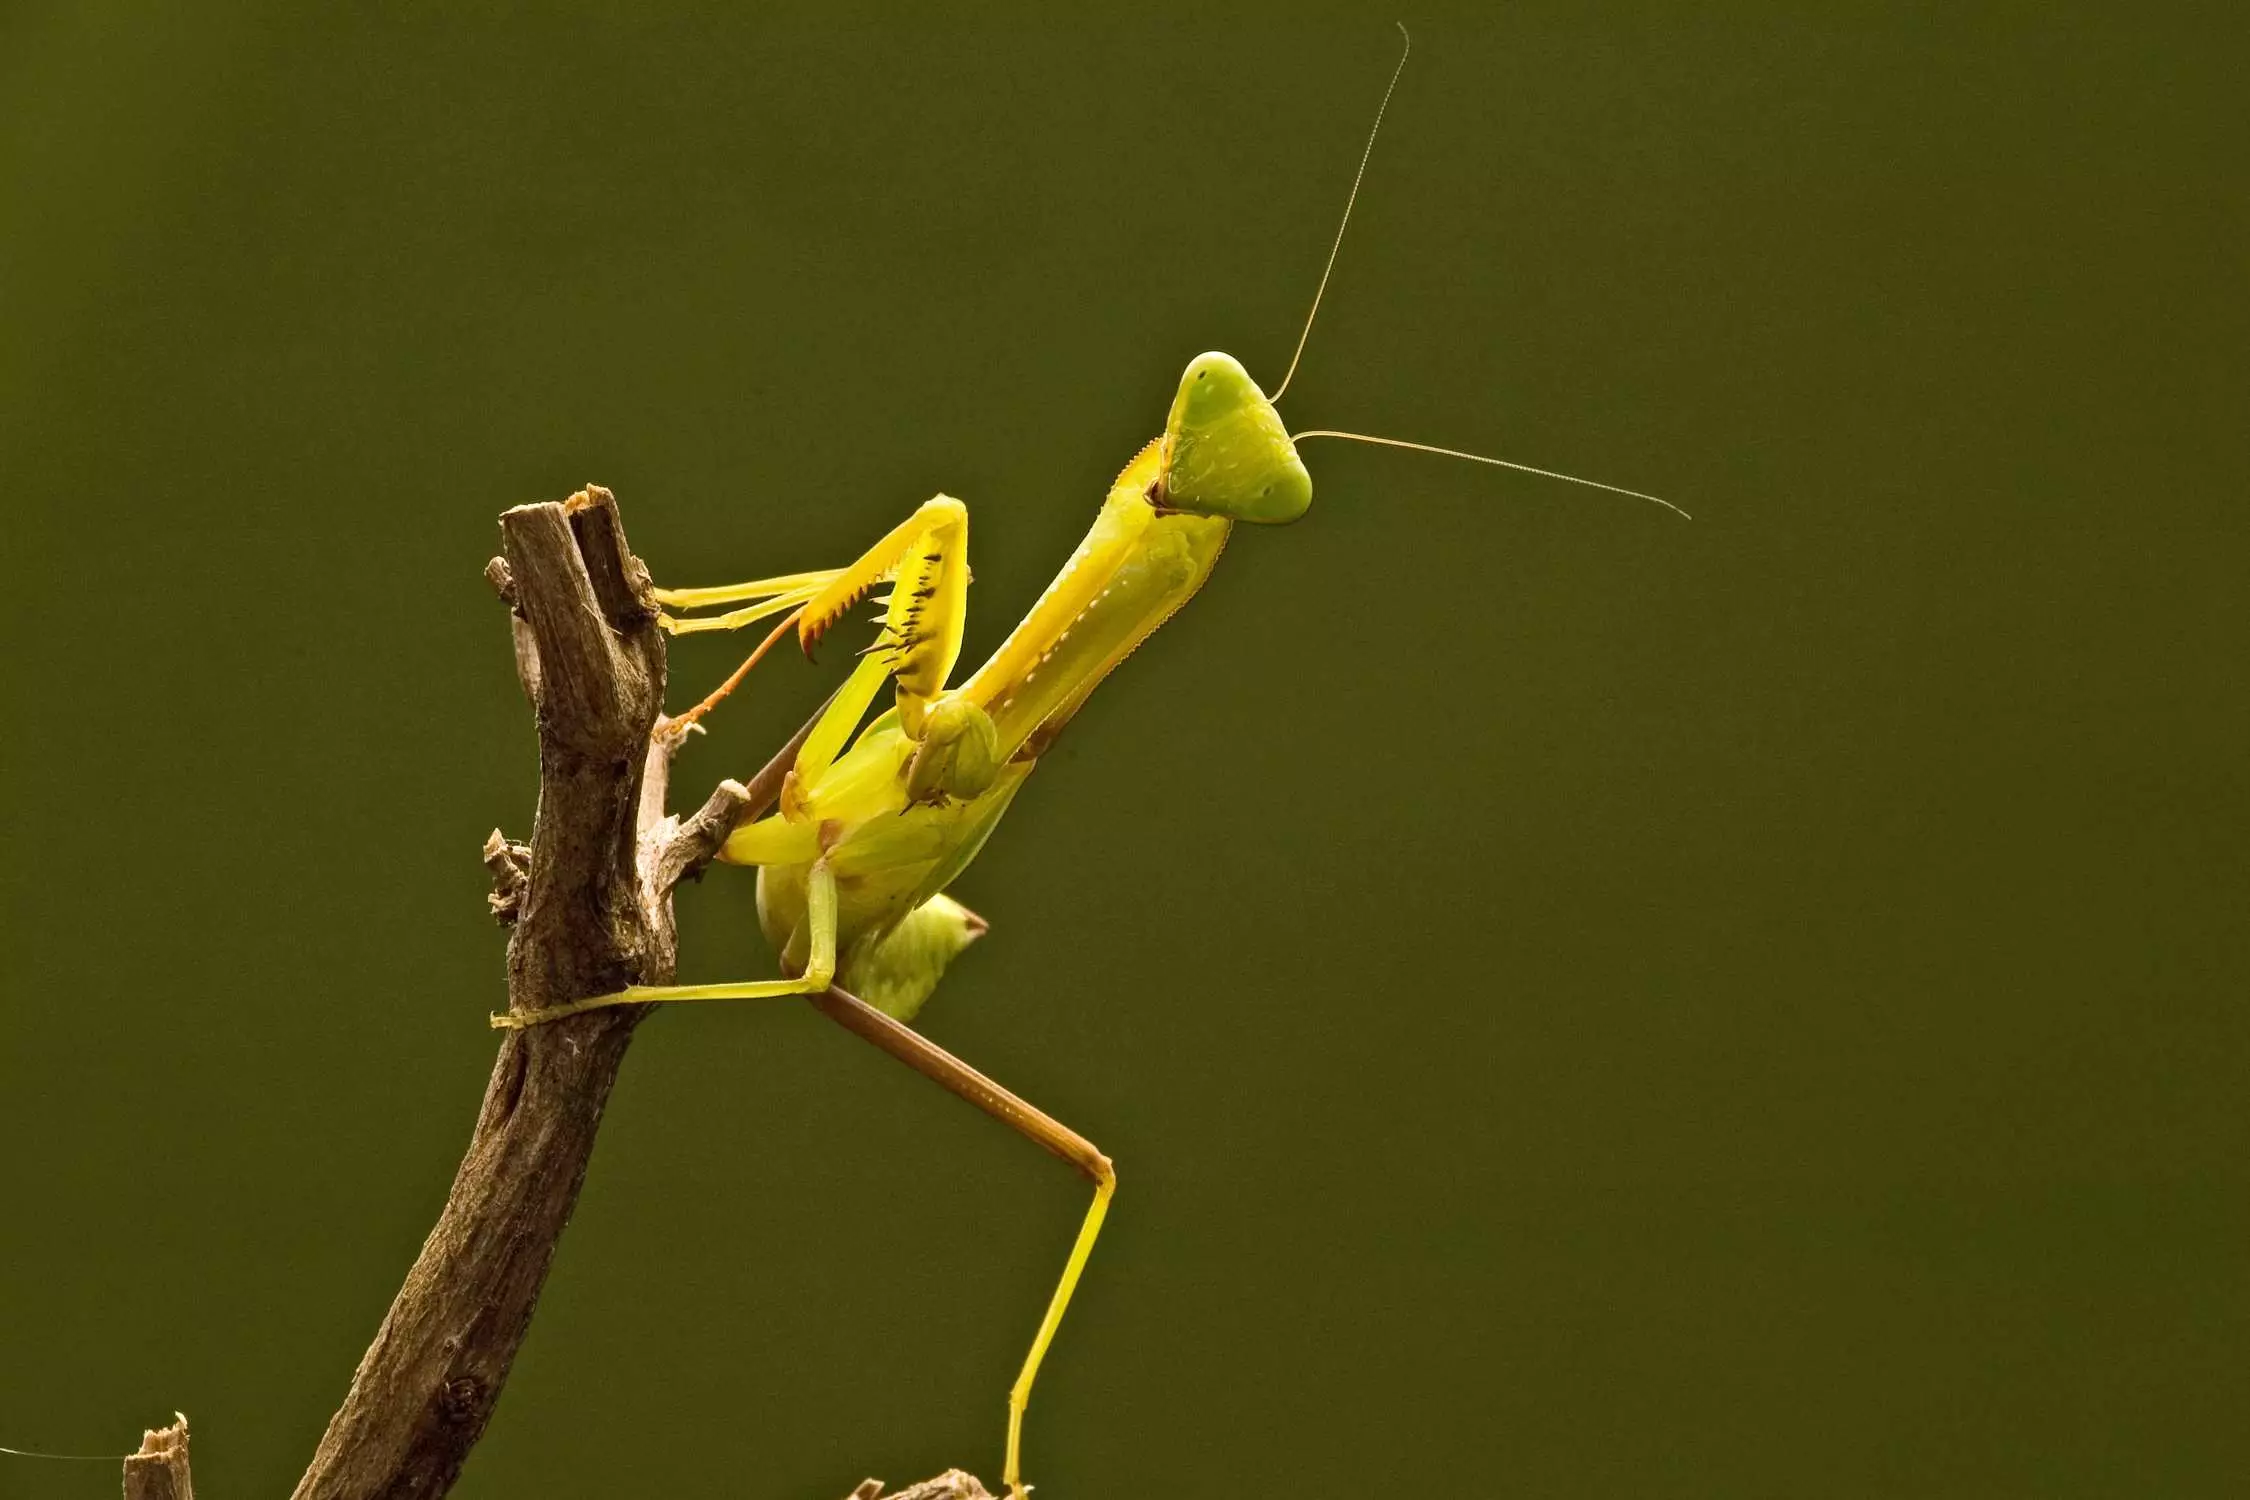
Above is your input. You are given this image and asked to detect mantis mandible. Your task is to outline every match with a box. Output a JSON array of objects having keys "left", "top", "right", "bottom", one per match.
[{"left": 494, "top": 28, "right": 1683, "bottom": 1498}]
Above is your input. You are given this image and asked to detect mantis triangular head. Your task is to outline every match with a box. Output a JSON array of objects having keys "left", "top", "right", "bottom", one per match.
[{"left": 1160, "top": 352, "right": 1313, "bottom": 524}]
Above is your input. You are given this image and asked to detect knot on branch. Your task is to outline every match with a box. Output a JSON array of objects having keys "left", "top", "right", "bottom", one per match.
[{"left": 482, "top": 830, "right": 531, "bottom": 924}]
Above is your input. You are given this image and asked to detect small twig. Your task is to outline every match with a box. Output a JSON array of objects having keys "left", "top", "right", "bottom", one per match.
[
  {"left": 123, "top": 1415, "right": 193, "bottom": 1500},
  {"left": 480, "top": 830, "right": 530, "bottom": 925},
  {"left": 653, "top": 778, "right": 752, "bottom": 891},
  {"left": 652, "top": 691, "right": 834, "bottom": 895}
]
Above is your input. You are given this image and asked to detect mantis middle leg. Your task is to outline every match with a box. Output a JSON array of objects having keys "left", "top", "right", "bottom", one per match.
[
  {"left": 488, "top": 858, "right": 838, "bottom": 1029},
  {"left": 487, "top": 614, "right": 910, "bottom": 1035}
]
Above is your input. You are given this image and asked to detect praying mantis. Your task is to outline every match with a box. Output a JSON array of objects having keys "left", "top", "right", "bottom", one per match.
[{"left": 494, "top": 28, "right": 1684, "bottom": 1499}]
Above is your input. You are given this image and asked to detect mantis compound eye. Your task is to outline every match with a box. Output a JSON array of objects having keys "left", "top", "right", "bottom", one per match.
[{"left": 1160, "top": 352, "right": 1313, "bottom": 525}]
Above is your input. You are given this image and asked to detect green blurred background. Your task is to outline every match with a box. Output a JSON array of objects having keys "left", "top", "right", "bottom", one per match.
[{"left": 3, "top": 5, "right": 2241, "bottom": 1497}]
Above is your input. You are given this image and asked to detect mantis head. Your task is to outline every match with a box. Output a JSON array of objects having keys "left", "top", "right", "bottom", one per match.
[{"left": 1159, "top": 351, "right": 1313, "bottom": 524}]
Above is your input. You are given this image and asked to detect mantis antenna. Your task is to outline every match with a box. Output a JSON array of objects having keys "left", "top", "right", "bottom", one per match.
[
  {"left": 1271, "top": 22, "right": 1411, "bottom": 402},
  {"left": 0, "top": 1442, "right": 128, "bottom": 1462},
  {"left": 1291, "top": 429, "right": 1693, "bottom": 518},
  {"left": 1269, "top": 29, "right": 1687, "bottom": 520}
]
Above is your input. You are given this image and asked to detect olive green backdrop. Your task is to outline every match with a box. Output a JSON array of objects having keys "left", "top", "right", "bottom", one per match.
[{"left": 3, "top": 6, "right": 2240, "bottom": 1497}]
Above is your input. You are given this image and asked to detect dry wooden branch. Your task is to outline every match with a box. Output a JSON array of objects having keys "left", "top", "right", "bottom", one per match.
[
  {"left": 289, "top": 487, "right": 688, "bottom": 1500},
  {"left": 105, "top": 487, "right": 989, "bottom": 1498},
  {"left": 269, "top": 487, "right": 1000, "bottom": 1499}
]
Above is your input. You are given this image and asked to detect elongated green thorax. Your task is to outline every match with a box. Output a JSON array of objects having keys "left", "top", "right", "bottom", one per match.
[{"left": 1160, "top": 352, "right": 1312, "bottom": 523}]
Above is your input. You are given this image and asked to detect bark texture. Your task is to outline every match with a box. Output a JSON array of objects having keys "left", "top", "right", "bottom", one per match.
[
  {"left": 290, "top": 489, "right": 682, "bottom": 1500},
  {"left": 126, "top": 489, "right": 993, "bottom": 1499}
]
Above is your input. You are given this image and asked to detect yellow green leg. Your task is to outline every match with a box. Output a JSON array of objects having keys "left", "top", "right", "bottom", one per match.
[
  {"left": 791, "top": 650, "right": 898, "bottom": 789},
  {"left": 655, "top": 568, "right": 843, "bottom": 637},
  {"left": 653, "top": 567, "right": 845, "bottom": 612},
  {"left": 489, "top": 862, "right": 836, "bottom": 1029},
  {"left": 802, "top": 985, "right": 1117, "bottom": 1500},
  {"left": 796, "top": 495, "right": 971, "bottom": 735},
  {"left": 660, "top": 593, "right": 814, "bottom": 636},
  {"left": 1005, "top": 1160, "right": 1115, "bottom": 1500}
]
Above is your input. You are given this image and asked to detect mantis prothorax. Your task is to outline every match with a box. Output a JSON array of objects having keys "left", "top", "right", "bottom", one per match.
[{"left": 492, "top": 26, "right": 1682, "bottom": 1497}]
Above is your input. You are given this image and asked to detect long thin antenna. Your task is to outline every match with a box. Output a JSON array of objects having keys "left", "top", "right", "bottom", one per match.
[
  {"left": 0, "top": 1442, "right": 128, "bottom": 1462},
  {"left": 1271, "top": 22, "right": 1411, "bottom": 403},
  {"left": 1291, "top": 429, "right": 1692, "bottom": 518}
]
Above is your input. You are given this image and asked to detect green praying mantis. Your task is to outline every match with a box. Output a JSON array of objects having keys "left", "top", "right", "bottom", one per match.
[{"left": 493, "top": 28, "right": 1684, "bottom": 1499}]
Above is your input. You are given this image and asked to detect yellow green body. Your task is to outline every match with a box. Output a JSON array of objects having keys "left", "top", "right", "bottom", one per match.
[
  {"left": 515, "top": 351, "right": 1312, "bottom": 1498},
  {"left": 485, "top": 325, "right": 1669, "bottom": 1496},
  {"left": 489, "top": 350, "right": 1316, "bottom": 1497},
  {"left": 703, "top": 352, "right": 1301, "bottom": 1027},
  {"left": 727, "top": 451, "right": 1223, "bottom": 1016}
]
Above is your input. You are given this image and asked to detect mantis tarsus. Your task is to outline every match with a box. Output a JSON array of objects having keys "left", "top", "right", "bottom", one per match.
[{"left": 495, "top": 27, "right": 1682, "bottom": 1498}]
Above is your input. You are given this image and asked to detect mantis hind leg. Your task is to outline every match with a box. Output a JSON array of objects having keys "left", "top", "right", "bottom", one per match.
[
  {"left": 488, "top": 861, "right": 838, "bottom": 1029},
  {"left": 803, "top": 985, "right": 1113, "bottom": 1500},
  {"left": 1006, "top": 1163, "right": 1114, "bottom": 1500}
]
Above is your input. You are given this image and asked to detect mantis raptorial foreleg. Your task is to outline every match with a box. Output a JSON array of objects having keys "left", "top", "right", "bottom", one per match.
[
  {"left": 796, "top": 496, "right": 969, "bottom": 722},
  {"left": 668, "top": 496, "right": 971, "bottom": 728}
]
